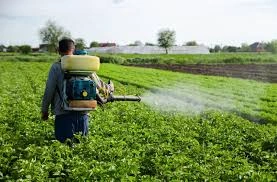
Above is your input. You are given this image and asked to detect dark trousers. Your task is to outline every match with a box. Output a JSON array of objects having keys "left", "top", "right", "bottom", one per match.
[{"left": 55, "top": 112, "right": 89, "bottom": 143}]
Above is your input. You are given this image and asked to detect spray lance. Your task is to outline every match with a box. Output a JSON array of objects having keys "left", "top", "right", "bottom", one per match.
[{"left": 96, "top": 80, "right": 141, "bottom": 106}]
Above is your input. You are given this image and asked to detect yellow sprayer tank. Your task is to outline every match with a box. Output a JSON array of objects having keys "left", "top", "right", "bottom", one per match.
[{"left": 61, "top": 55, "right": 100, "bottom": 73}]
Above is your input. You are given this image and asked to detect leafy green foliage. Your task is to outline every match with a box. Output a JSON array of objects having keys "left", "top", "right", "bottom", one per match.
[
  {"left": 75, "top": 38, "right": 86, "bottom": 50},
  {"left": 6, "top": 45, "right": 19, "bottom": 53},
  {"left": 105, "top": 52, "right": 274, "bottom": 64},
  {"left": 2, "top": 52, "right": 277, "bottom": 65},
  {"left": 265, "top": 40, "right": 277, "bottom": 54},
  {"left": 99, "top": 64, "right": 277, "bottom": 124},
  {"left": 39, "top": 20, "right": 71, "bottom": 52},
  {"left": 0, "top": 53, "right": 59, "bottom": 62},
  {"left": 0, "top": 45, "right": 5, "bottom": 52},
  {"left": 240, "top": 43, "right": 251, "bottom": 52},
  {"left": 91, "top": 53, "right": 277, "bottom": 65},
  {"left": 157, "top": 29, "right": 176, "bottom": 54},
  {"left": 95, "top": 54, "right": 126, "bottom": 64},
  {"left": 0, "top": 56, "right": 277, "bottom": 180},
  {"left": 90, "top": 41, "right": 99, "bottom": 48},
  {"left": 18, "top": 45, "right": 32, "bottom": 54}
]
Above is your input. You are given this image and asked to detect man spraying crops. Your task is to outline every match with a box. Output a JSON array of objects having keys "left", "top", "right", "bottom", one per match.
[{"left": 41, "top": 38, "right": 114, "bottom": 143}]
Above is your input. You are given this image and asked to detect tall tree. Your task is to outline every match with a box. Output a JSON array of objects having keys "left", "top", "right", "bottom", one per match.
[
  {"left": 75, "top": 38, "right": 86, "bottom": 50},
  {"left": 157, "top": 29, "right": 176, "bottom": 54},
  {"left": 90, "top": 41, "right": 99, "bottom": 48},
  {"left": 39, "top": 20, "right": 71, "bottom": 52},
  {"left": 265, "top": 40, "right": 277, "bottom": 53},
  {"left": 214, "top": 45, "right": 221, "bottom": 53}
]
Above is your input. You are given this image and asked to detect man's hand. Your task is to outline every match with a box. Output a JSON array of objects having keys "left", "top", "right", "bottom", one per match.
[
  {"left": 108, "top": 80, "right": 114, "bottom": 92},
  {"left": 41, "top": 112, "right": 49, "bottom": 121}
]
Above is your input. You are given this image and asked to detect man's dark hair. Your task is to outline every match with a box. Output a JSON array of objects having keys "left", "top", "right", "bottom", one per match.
[{"left": 59, "top": 38, "right": 75, "bottom": 53}]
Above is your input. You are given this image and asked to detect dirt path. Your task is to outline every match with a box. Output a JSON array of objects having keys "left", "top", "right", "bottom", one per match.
[{"left": 127, "top": 64, "right": 277, "bottom": 83}]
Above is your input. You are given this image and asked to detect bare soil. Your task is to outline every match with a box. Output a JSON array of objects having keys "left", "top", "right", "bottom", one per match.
[{"left": 127, "top": 64, "right": 277, "bottom": 83}]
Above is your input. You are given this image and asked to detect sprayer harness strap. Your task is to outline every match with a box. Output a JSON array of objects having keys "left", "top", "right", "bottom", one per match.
[
  {"left": 56, "top": 85, "right": 63, "bottom": 103},
  {"left": 56, "top": 59, "right": 63, "bottom": 101}
]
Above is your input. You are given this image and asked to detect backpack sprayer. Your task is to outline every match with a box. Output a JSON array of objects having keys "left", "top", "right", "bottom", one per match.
[{"left": 61, "top": 54, "right": 141, "bottom": 111}]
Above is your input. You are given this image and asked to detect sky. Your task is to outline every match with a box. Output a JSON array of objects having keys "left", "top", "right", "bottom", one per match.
[{"left": 0, "top": 0, "right": 277, "bottom": 47}]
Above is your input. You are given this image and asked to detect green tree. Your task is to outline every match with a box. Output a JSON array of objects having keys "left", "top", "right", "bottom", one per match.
[
  {"left": 75, "top": 38, "right": 86, "bottom": 50},
  {"left": 271, "top": 40, "right": 277, "bottom": 53},
  {"left": 157, "top": 29, "right": 176, "bottom": 54},
  {"left": 265, "top": 40, "right": 277, "bottom": 53},
  {"left": 6, "top": 46, "right": 14, "bottom": 52},
  {"left": 214, "top": 45, "right": 221, "bottom": 53},
  {"left": 19, "top": 45, "right": 32, "bottom": 54},
  {"left": 7, "top": 45, "right": 19, "bottom": 53},
  {"left": 0, "top": 45, "right": 5, "bottom": 52},
  {"left": 240, "top": 43, "right": 250, "bottom": 52},
  {"left": 39, "top": 20, "right": 71, "bottom": 52},
  {"left": 185, "top": 41, "right": 198, "bottom": 46},
  {"left": 222, "top": 46, "right": 237, "bottom": 52},
  {"left": 90, "top": 41, "right": 99, "bottom": 48}
]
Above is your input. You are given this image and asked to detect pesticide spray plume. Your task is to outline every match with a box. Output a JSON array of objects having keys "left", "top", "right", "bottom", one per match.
[
  {"left": 142, "top": 87, "right": 205, "bottom": 115},
  {"left": 141, "top": 83, "right": 267, "bottom": 119}
]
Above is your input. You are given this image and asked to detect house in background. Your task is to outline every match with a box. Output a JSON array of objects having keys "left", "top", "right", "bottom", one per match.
[
  {"left": 39, "top": 44, "right": 49, "bottom": 52},
  {"left": 250, "top": 42, "right": 265, "bottom": 52}
]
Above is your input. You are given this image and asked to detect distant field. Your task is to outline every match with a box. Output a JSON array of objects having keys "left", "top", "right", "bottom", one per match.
[
  {"left": 0, "top": 53, "right": 59, "bottom": 62},
  {"left": 129, "top": 63, "right": 277, "bottom": 83},
  {"left": 92, "top": 52, "right": 277, "bottom": 64},
  {"left": 91, "top": 53, "right": 277, "bottom": 82},
  {"left": 2, "top": 52, "right": 277, "bottom": 65}
]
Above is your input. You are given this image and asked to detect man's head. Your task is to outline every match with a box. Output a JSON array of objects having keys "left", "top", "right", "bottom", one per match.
[{"left": 58, "top": 38, "right": 75, "bottom": 55}]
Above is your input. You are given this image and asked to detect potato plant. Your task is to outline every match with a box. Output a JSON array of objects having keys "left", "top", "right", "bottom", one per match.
[{"left": 0, "top": 60, "right": 277, "bottom": 181}]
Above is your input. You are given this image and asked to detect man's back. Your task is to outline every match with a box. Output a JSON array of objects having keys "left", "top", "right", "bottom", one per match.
[{"left": 41, "top": 61, "right": 69, "bottom": 116}]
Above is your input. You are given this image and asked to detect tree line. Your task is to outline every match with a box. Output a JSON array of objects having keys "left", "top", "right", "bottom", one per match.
[
  {"left": 0, "top": 45, "right": 32, "bottom": 54},
  {"left": 1, "top": 20, "right": 277, "bottom": 54},
  {"left": 210, "top": 41, "right": 277, "bottom": 53}
]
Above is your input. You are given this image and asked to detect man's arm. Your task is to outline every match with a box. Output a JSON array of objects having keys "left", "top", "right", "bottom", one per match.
[{"left": 41, "top": 64, "right": 57, "bottom": 120}]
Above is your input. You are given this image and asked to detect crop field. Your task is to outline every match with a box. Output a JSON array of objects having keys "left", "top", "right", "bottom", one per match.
[
  {"left": 1, "top": 56, "right": 277, "bottom": 180},
  {"left": 97, "top": 53, "right": 277, "bottom": 83},
  {"left": 128, "top": 63, "right": 277, "bottom": 83},
  {"left": 95, "top": 53, "right": 277, "bottom": 64}
]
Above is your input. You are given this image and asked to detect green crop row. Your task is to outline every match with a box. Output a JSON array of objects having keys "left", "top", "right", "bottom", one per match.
[
  {"left": 98, "top": 64, "right": 277, "bottom": 124},
  {"left": 0, "top": 52, "right": 59, "bottom": 62},
  {"left": 0, "top": 60, "right": 277, "bottom": 180},
  {"left": 2, "top": 52, "right": 277, "bottom": 65},
  {"left": 91, "top": 53, "right": 277, "bottom": 65}
]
